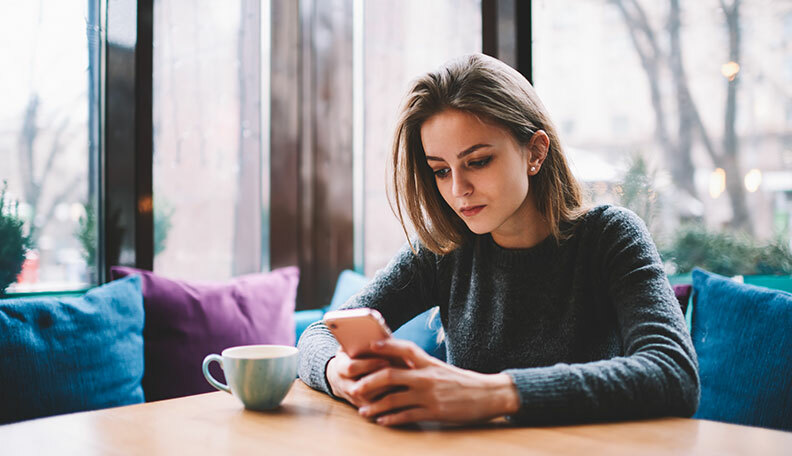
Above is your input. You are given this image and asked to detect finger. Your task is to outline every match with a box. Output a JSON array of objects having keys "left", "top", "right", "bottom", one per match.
[
  {"left": 354, "top": 383, "right": 407, "bottom": 404},
  {"left": 346, "top": 358, "right": 390, "bottom": 378},
  {"left": 375, "top": 407, "right": 432, "bottom": 427},
  {"left": 369, "top": 339, "right": 427, "bottom": 368},
  {"left": 332, "top": 350, "right": 381, "bottom": 377},
  {"left": 352, "top": 368, "right": 412, "bottom": 402},
  {"left": 358, "top": 391, "right": 419, "bottom": 419},
  {"left": 331, "top": 351, "right": 355, "bottom": 377},
  {"left": 333, "top": 349, "right": 351, "bottom": 365}
]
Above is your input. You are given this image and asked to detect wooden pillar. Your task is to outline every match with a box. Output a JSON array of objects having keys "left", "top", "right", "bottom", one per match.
[
  {"left": 270, "top": 0, "right": 301, "bottom": 276},
  {"left": 271, "top": 0, "right": 354, "bottom": 310}
]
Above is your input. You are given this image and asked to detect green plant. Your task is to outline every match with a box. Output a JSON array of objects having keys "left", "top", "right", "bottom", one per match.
[
  {"left": 661, "top": 224, "right": 792, "bottom": 276},
  {"left": 754, "top": 237, "right": 792, "bottom": 275},
  {"left": 615, "top": 151, "right": 661, "bottom": 235},
  {"left": 0, "top": 181, "right": 33, "bottom": 295},
  {"left": 154, "top": 200, "right": 174, "bottom": 256},
  {"left": 76, "top": 201, "right": 97, "bottom": 269},
  {"left": 74, "top": 197, "right": 172, "bottom": 278}
]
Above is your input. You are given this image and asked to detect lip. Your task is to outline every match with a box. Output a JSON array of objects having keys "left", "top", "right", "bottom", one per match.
[{"left": 459, "top": 205, "right": 486, "bottom": 217}]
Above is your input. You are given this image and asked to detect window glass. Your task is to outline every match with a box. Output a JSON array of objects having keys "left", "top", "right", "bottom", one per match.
[
  {"left": 361, "top": 0, "right": 482, "bottom": 275},
  {"left": 153, "top": 0, "right": 270, "bottom": 280},
  {"left": 533, "top": 0, "right": 792, "bottom": 276},
  {"left": 0, "top": 1, "right": 101, "bottom": 292}
]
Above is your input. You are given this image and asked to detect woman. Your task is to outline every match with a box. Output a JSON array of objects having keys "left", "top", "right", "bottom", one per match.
[{"left": 298, "top": 54, "right": 699, "bottom": 426}]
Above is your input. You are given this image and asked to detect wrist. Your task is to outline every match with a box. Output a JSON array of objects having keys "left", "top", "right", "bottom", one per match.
[
  {"left": 325, "top": 356, "right": 341, "bottom": 397},
  {"left": 488, "top": 373, "right": 520, "bottom": 416}
]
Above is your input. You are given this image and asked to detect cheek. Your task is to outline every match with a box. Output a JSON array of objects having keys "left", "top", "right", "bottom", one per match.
[
  {"left": 502, "top": 169, "right": 530, "bottom": 202},
  {"left": 435, "top": 180, "right": 454, "bottom": 206}
]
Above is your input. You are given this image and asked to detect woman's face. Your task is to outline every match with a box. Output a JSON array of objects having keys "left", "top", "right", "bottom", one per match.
[{"left": 420, "top": 109, "right": 544, "bottom": 243}]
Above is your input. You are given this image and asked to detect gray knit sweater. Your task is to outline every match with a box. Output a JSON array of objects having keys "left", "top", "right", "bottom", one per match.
[{"left": 298, "top": 205, "right": 700, "bottom": 424}]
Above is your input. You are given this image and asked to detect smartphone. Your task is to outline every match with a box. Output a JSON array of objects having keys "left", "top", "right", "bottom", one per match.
[{"left": 323, "top": 308, "right": 393, "bottom": 358}]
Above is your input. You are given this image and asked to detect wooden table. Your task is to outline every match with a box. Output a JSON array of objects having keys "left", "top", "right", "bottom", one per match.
[{"left": 2, "top": 380, "right": 790, "bottom": 455}]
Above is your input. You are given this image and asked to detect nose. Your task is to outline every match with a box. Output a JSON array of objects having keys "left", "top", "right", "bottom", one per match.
[{"left": 451, "top": 171, "right": 473, "bottom": 197}]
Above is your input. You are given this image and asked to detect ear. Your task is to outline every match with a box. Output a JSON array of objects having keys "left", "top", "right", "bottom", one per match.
[{"left": 526, "top": 130, "right": 549, "bottom": 176}]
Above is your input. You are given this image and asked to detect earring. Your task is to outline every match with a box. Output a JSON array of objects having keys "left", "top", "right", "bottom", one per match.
[{"left": 531, "top": 166, "right": 536, "bottom": 172}]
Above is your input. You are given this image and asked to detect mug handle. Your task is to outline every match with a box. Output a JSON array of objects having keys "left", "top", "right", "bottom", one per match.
[{"left": 202, "top": 354, "right": 231, "bottom": 393}]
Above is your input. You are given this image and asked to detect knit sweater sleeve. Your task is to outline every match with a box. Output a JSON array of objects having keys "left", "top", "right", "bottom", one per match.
[
  {"left": 297, "top": 240, "right": 437, "bottom": 396},
  {"left": 502, "top": 207, "right": 700, "bottom": 424}
]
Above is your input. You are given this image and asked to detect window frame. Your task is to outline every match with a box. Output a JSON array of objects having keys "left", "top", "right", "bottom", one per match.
[{"left": 6, "top": 0, "right": 532, "bottom": 307}]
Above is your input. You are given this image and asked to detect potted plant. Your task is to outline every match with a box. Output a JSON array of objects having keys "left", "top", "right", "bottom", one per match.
[
  {"left": 661, "top": 224, "right": 792, "bottom": 292},
  {"left": 0, "top": 181, "right": 32, "bottom": 296}
]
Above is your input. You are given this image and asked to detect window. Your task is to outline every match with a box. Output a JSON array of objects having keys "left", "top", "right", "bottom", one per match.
[
  {"left": 784, "top": 12, "right": 792, "bottom": 41},
  {"left": 152, "top": 0, "right": 270, "bottom": 280},
  {"left": 0, "top": 1, "right": 101, "bottom": 292},
  {"left": 360, "top": 0, "right": 482, "bottom": 275},
  {"left": 533, "top": 0, "right": 792, "bottom": 274},
  {"left": 787, "top": 101, "right": 792, "bottom": 129}
]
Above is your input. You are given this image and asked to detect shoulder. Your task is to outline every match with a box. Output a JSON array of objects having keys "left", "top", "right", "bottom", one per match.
[
  {"left": 389, "top": 237, "right": 444, "bottom": 269},
  {"left": 576, "top": 204, "right": 649, "bottom": 237},
  {"left": 567, "top": 205, "right": 656, "bottom": 260},
  {"left": 573, "top": 206, "right": 662, "bottom": 273}
]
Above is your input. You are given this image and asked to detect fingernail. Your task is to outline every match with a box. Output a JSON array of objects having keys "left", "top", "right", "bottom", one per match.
[
  {"left": 374, "top": 340, "right": 385, "bottom": 348},
  {"left": 359, "top": 406, "right": 369, "bottom": 416}
]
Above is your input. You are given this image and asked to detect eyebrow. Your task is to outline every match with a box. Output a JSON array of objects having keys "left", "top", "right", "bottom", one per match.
[{"left": 425, "top": 144, "right": 492, "bottom": 162}]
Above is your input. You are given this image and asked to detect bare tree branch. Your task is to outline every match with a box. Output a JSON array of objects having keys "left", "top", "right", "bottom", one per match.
[
  {"left": 612, "top": 0, "right": 754, "bottom": 232},
  {"left": 612, "top": 0, "right": 675, "bottom": 162},
  {"left": 18, "top": 94, "right": 41, "bottom": 209},
  {"left": 38, "top": 175, "right": 83, "bottom": 237},
  {"left": 719, "top": 0, "right": 739, "bottom": 17},
  {"left": 40, "top": 117, "right": 73, "bottom": 185},
  {"left": 667, "top": 0, "right": 698, "bottom": 198},
  {"left": 720, "top": 0, "right": 750, "bottom": 232},
  {"left": 626, "top": 0, "right": 663, "bottom": 59},
  {"left": 38, "top": 92, "right": 85, "bottom": 130}
]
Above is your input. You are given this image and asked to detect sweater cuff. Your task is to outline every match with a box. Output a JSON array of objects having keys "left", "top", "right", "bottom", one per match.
[
  {"left": 296, "top": 325, "right": 340, "bottom": 396},
  {"left": 307, "top": 343, "right": 338, "bottom": 395},
  {"left": 502, "top": 364, "right": 577, "bottom": 424}
]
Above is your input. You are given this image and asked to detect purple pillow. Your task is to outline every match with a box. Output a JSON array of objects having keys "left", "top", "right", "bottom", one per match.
[
  {"left": 673, "top": 284, "right": 692, "bottom": 314},
  {"left": 110, "top": 266, "right": 298, "bottom": 402}
]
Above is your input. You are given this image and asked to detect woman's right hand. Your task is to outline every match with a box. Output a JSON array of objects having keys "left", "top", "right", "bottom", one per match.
[{"left": 326, "top": 350, "right": 390, "bottom": 407}]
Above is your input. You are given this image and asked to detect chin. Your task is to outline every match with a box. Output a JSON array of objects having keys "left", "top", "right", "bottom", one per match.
[{"left": 463, "top": 221, "right": 494, "bottom": 235}]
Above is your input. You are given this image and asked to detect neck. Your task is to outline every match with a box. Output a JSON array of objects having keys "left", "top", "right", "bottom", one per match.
[{"left": 490, "top": 195, "right": 551, "bottom": 249}]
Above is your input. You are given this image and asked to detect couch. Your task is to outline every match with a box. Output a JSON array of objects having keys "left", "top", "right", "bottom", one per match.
[
  {"left": 0, "top": 266, "right": 444, "bottom": 424},
  {"left": 2, "top": 267, "right": 789, "bottom": 431}
]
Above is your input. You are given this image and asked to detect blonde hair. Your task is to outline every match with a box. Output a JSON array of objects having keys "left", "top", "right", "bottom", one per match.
[{"left": 389, "top": 54, "right": 586, "bottom": 254}]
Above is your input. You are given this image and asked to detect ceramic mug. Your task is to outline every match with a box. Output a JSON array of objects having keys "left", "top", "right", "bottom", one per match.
[{"left": 202, "top": 345, "right": 298, "bottom": 410}]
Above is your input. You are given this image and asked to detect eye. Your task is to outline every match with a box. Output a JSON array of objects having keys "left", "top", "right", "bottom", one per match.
[
  {"left": 468, "top": 156, "right": 492, "bottom": 168},
  {"left": 433, "top": 168, "right": 450, "bottom": 179}
]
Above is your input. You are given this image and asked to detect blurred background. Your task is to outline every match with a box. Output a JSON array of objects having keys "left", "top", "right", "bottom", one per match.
[{"left": 1, "top": 0, "right": 789, "bottom": 303}]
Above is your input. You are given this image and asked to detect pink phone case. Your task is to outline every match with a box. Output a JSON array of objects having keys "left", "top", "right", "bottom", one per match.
[{"left": 323, "top": 308, "right": 393, "bottom": 358}]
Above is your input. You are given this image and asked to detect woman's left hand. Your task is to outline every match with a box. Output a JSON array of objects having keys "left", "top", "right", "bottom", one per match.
[{"left": 350, "top": 339, "right": 520, "bottom": 426}]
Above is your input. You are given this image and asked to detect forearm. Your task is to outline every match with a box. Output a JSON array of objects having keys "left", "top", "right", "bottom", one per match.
[
  {"left": 502, "top": 352, "right": 699, "bottom": 425},
  {"left": 296, "top": 321, "right": 340, "bottom": 395}
]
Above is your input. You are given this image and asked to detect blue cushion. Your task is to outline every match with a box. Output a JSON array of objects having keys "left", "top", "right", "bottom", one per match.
[
  {"left": 691, "top": 268, "right": 792, "bottom": 431},
  {"left": 295, "top": 309, "right": 324, "bottom": 343},
  {"left": 328, "top": 269, "right": 446, "bottom": 360},
  {"left": 393, "top": 308, "right": 446, "bottom": 361},
  {"left": 0, "top": 276, "right": 145, "bottom": 423},
  {"left": 328, "top": 270, "right": 371, "bottom": 311}
]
